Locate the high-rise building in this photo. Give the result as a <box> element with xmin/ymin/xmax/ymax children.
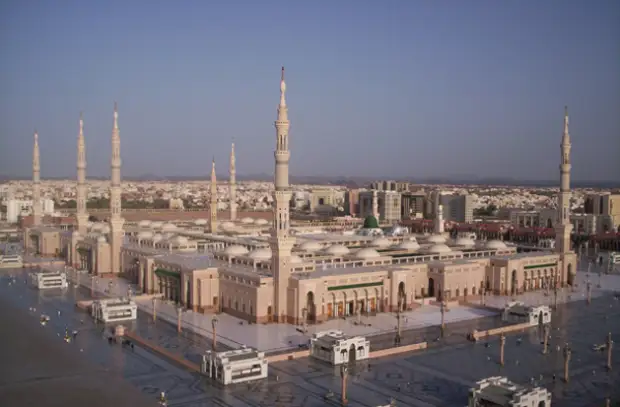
<box><xmin>584</xmin><ymin>193</ymin><xmax>620</xmax><ymax>233</ymax></box>
<box><xmin>358</xmin><ymin>190</ymin><xmax>401</xmax><ymax>223</ymax></box>
<box><xmin>439</xmin><ymin>194</ymin><xmax>474</xmax><ymax>223</ymax></box>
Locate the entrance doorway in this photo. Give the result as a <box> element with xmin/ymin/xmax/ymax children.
<box><xmin>349</xmin><ymin>344</ymin><xmax>356</xmax><ymax>364</ymax></box>
<box><xmin>428</xmin><ymin>278</ymin><xmax>435</xmax><ymax>298</ymax></box>
<box><xmin>398</xmin><ymin>282</ymin><xmax>406</xmax><ymax>310</ymax></box>
<box><xmin>306</xmin><ymin>292</ymin><xmax>316</xmax><ymax>323</ymax></box>
<box><xmin>567</xmin><ymin>264</ymin><xmax>574</xmax><ymax>285</ymax></box>
<box><xmin>511</xmin><ymin>270</ymin><xmax>517</xmax><ymax>295</ymax></box>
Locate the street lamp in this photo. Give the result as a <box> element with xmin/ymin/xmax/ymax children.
<box><xmin>176</xmin><ymin>306</ymin><xmax>183</xmax><ymax>333</ymax></box>
<box><xmin>302</xmin><ymin>308</ymin><xmax>308</xmax><ymax>333</ymax></box>
<box><xmin>395</xmin><ymin>297</ymin><xmax>402</xmax><ymax>345</ymax></box>
<box><xmin>340</xmin><ymin>364</ymin><xmax>349</xmax><ymax>405</ymax></box>
<box><xmin>211</xmin><ymin>316</ymin><xmax>219</xmax><ymax>350</ymax></box>
<box><xmin>440</xmin><ymin>293</ymin><xmax>446</xmax><ymax>338</ymax></box>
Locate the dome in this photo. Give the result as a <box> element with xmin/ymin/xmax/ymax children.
<box><xmin>299</xmin><ymin>241</ymin><xmax>322</xmax><ymax>252</ymax></box>
<box><xmin>248</xmin><ymin>248</ymin><xmax>272</xmax><ymax>261</ymax></box>
<box><xmin>363</xmin><ymin>215</ymin><xmax>379</xmax><ymax>229</ymax></box>
<box><xmin>101</xmin><ymin>225</ymin><xmax>111</xmax><ymax>234</ymax></box>
<box><xmin>427</xmin><ymin>244</ymin><xmax>452</xmax><ymax>254</ymax></box>
<box><xmin>194</xmin><ymin>219</ymin><xmax>208</xmax><ymax>226</ymax></box>
<box><xmin>485</xmin><ymin>240</ymin><xmax>507</xmax><ymax>250</ymax></box>
<box><xmin>223</xmin><ymin>245</ymin><xmax>249</xmax><ymax>256</ymax></box>
<box><xmin>71</xmin><ymin>230</ymin><xmax>80</xmax><ymax>237</ymax></box>
<box><xmin>91</xmin><ymin>223</ymin><xmax>104</xmax><ymax>231</ymax></box>
<box><xmin>152</xmin><ymin>233</ymin><xmax>163</xmax><ymax>242</ymax></box>
<box><xmin>396</xmin><ymin>240</ymin><xmax>420</xmax><ymax>251</ymax></box>
<box><xmin>323</xmin><ymin>245</ymin><xmax>350</xmax><ymax>256</ymax></box>
<box><xmin>454</xmin><ymin>237</ymin><xmax>476</xmax><ymax>247</ymax></box>
<box><xmin>87</xmin><ymin>221</ymin><xmax>94</xmax><ymax>228</ymax></box>
<box><xmin>354</xmin><ymin>248</ymin><xmax>381</xmax><ymax>259</ymax></box>
<box><xmin>138</xmin><ymin>220</ymin><xmax>152</xmax><ymax>228</ymax></box>
<box><xmin>241</xmin><ymin>217</ymin><xmax>255</xmax><ymax>224</ymax></box>
<box><xmin>426</xmin><ymin>234</ymin><xmax>447</xmax><ymax>244</ymax></box>
<box><xmin>221</xmin><ymin>221</ymin><xmax>235</xmax><ymax>230</ymax></box>
<box><xmin>137</xmin><ymin>231</ymin><xmax>153</xmax><ymax>240</ymax></box>
<box><xmin>290</xmin><ymin>255</ymin><xmax>303</xmax><ymax>264</ymax></box>
<box><xmin>169</xmin><ymin>236</ymin><xmax>188</xmax><ymax>245</ymax></box>
<box><xmin>370</xmin><ymin>237</ymin><xmax>391</xmax><ymax>248</ymax></box>
<box><xmin>97</xmin><ymin>235</ymin><xmax>107</xmax><ymax>243</ymax></box>
<box><xmin>161</xmin><ymin>223</ymin><xmax>177</xmax><ymax>232</ymax></box>
<box><xmin>151</xmin><ymin>221</ymin><xmax>164</xmax><ymax>229</ymax></box>
<box><xmin>255</xmin><ymin>218</ymin><xmax>269</xmax><ymax>226</ymax></box>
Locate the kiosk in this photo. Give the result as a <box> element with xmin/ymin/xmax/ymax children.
<box><xmin>91</xmin><ymin>298</ymin><xmax>138</xmax><ymax>323</ymax></box>
<box><xmin>201</xmin><ymin>347</ymin><xmax>268</xmax><ymax>385</ymax></box>
<box><xmin>310</xmin><ymin>330</ymin><xmax>370</xmax><ymax>365</ymax></box>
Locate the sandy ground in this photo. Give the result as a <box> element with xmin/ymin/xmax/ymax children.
<box><xmin>0</xmin><ymin>295</ymin><xmax>158</xmax><ymax>407</ymax></box>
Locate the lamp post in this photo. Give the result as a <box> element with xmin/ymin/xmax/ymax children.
<box><xmin>176</xmin><ymin>306</ymin><xmax>183</xmax><ymax>333</ymax></box>
<box><xmin>499</xmin><ymin>333</ymin><xmax>506</xmax><ymax>366</ymax></box>
<box><xmin>586</xmin><ymin>280</ymin><xmax>592</xmax><ymax>305</ymax></box>
<box><xmin>395</xmin><ymin>298</ymin><xmax>402</xmax><ymax>345</ymax></box>
<box><xmin>340</xmin><ymin>364</ymin><xmax>348</xmax><ymax>405</ymax></box>
<box><xmin>302</xmin><ymin>308</ymin><xmax>308</xmax><ymax>333</ymax></box>
<box><xmin>606</xmin><ymin>332</ymin><xmax>613</xmax><ymax>371</ymax></box>
<box><xmin>211</xmin><ymin>316</ymin><xmax>218</xmax><ymax>350</ymax></box>
<box><xmin>152</xmin><ymin>297</ymin><xmax>157</xmax><ymax>322</ymax></box>
<box><xmin>440</xmin><ymin>292</ymin><xmax>446</xmax><ymax>338</ymax></box>
<box><xmin>563</xmin><ymin>343</ymin><xmax>572</xmax><ymax>383</ymax></box>
<box><xmin>553</xmin><ymin>283</ymin><xmax>558</xmax><ymax>310</ymax></box>
<box><xmin>356</xmin><ymin>303</ymin><xmax>361</xmax><ymax>325</ymax></box>
<box><xmin>542</xmin><ymin>324</ymin><xmax>549</xmax><ymax>354</ymax></box>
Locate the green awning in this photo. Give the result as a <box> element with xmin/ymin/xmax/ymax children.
<box><xmin>328</xmin><ymin>281</ymin><xmax>383</xmax><ymax>291</ymax></box>
<box><xmin>524</xmin><ymin>262</ymin><xmax>558</xmax><ymax>270</ymax></box>
<box><xmin>77</xmin><ymin>247</ymin><xmax>90</xmax><ymax>254</ymax></box>
<box><xmin>155</xmin><ymin>268</ymin><xmax>180</xmax><ymax>280</ymax></box>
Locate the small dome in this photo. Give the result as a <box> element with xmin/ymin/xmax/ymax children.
<box><xmin>323</xmin><ymin>245</ymin><xmax>350</xmax><ymax>256</ymax></box>
<box><xmin>71</xmin><ymin>230</ymin><xmax>80</xmax><ymax>237</ymax></box>
<box><xmin>454</xmin><ymin>237</ymin><xmax>476</xmax><ymax>247</ymax></box>
<box><xmin>137</xmin><ymin>231</ymin><xmax>153</xmax><ymax>240</ymax></box>
<box><xmin>485</xmin><ymin>240</ymin><xmax>507</xmax><ymax>250</ymax></box>
<box><xmin>255</xmin><ymin>218</ymin><xmax>269</xmax><ymax>226</ymax></box>
<box><xmin>363</xmin><ymin>215</ymin><xmax>379</xmax><ymax>229</ymax></box>
<box><xmin>194</xmin><ymin>219</ymin><xmax>208</xmax><ymax>226</ymax></box>
<box><xmin>299</xmin><ymin>241</ymin><xmax>322</xmax><ymax>252</ymax></box>
<box><xmin>355</xmin><ymin>248</ymin><xmax>381</xmax><ymax>259</ymax></box>
<box><xmin>152</xmin><ymin>233</ymin><xmax>163</xmax><ymax>242</ymax></box>
<box><xmin>169</xmin><ymin>236</ymin><xmax>188</xmax><ymax>245</ymax></box>
<box><xmin>223</xmin><ymin>245</ymin><xmax>249</xmax><ymax>256</ymax></box>
<box><xmin>91</xmin><ymin>223</ymin><xmax>104</xmax><ymax>231</ymax></box>
<box><xmin>241</xmin><ymin>217</ymin><xmax>255</xmax><ymax>224</ymax></box>
<box><xmin>101</xmin><ymin>225</ymin><xmax>110</xmax><ymax>234</ymax></box>
<box><xmin>428</xmin><ymin>244</ymin><xmax>452</xmax><ymax>254</ymax></box>
<box><xmin>396</xmin><ymin>240</ymin><xmax>420</xmax><ymax>251</ymax></box>
<box><xmin>290</xmin><ymin>255</ymin><xmax>303</xmax><ymax>264</ymax></box>
<box><xmin>97</xmin><ymin>235</ymin><xmax>107</xmax><ymax>243</ymax></box>
<box><xmin>370</xmin><ymin>237</ymin><xmax>391</xmax><ymax>248</ymax></box>
<box><xmin>138</xmin><ymin>220</ymin><xmax>152</xmax><ymax>228</ymax></box>
<box><xmin>248</xmin><ymin>248</ymin><xmax>272</xmax><ymax>261</ymax></box>
<box><xmin>426</xmin><ymin>234</ymin><xmax>447</xmax><ymax>244</ymax></box>
<box><xmin>151</xmin><ymin>221</ymin><xmax>164</xmax><ymax>229</ymax></box>
<box><xmin>221</xmin><ymin>221</ymin><xmax>235</xmax><ymax>230</ymax></box>
<box><xmin>87</xmin><ymin>221</ymin><xmax>94</xmax><ymax>228</ymax></box>
<box><xmin>161</xmin><ymin>223</ymin><xmax>177</xmax><ymax>232</ymax></box>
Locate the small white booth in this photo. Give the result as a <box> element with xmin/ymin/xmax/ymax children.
<box><xmin>468</xmin><ymin>376</ymin><xmax>552</xmax><ymax>407</ymax></box>
<box><xmin>502</xmin><ymin>302</ymin><xmax>551</xmax><ymax>327</ymax></box>
<box><xmin>91</xmin><ymin>298</ymin><xmax>138</xmax><ymax>323</ymax></box>
<box><xmin>201</xmin><ymin>347</ymin><xmax>268</xmax><ymax>385</ymax></box>
<box><xmin>0</xmin><ymin>254</ymin><xmax>23</xmax><ymax>268</ymax></box>
<box><xmin>30</xmin><ymin>270</ymin><xmax>68</xmax><ymax>289</ymax></box>
<box><xmin>310</xmin><ymin>330</ymin><xmax>370</xmax><ymax>365</ymax></box>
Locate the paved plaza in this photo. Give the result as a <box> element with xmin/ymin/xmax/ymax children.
<box><xmin>2</xmin><ymin>266</ymin><xmax>619</xmax><ymax>406</ymax></box>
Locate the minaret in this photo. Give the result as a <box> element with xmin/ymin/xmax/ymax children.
<box><xmin>372</xmin><ymin>190</ymin><xmax>379</xmax><ymax>219</ymax></box>
<box><xmin>555</xmin><ymin>106</ymin><xmax>573</xmax><ymax>253</ymax></box>
<box><xmin>32</xmin><ymin>131</ymin><xmax>42</xmax><ymax>226</ymax></box>
<box><xmin>435</xmin><ymin>204</ymin><xmax>445</xmax><ymax>234</ymax></box>
<box><xmin>270</xmin><ymin>67</ymin><xmax>295</xmax><ymax>323</ymax></box>
<box><xmin>109</xmin><ymin>103</ymin><xmax>125</xmax><ymax>274</ymax></box>
<box><xmin>229</xmin><ymin>141</ymin><xmax>237</xmax><ymax>221</ymax></box>
<box><xmin>210</xmin><ymin>158</ymin><xmax>218</xmax><ymax>233</ymax></box>
<box><xmin>76</xmin><ymin>113</ymin><xmax>88</xmax><ymax>235</ymax></box>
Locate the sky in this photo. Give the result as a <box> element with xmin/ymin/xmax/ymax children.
<box><xmin>0</xmin><ymin>0</ymin><xmax>619</xmax><ymax>182</ymax></box>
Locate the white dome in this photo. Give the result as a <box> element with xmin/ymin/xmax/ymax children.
<box><xmin>137</xmin><ymin>231</ymin><xmax>153</xmax><ymax>240</ymax></box>
<box><xmin>101</xmin><ymin>225</ymin><xmax>111</xmax><ymax>234</ymax></box>
<box><xmin>87</xmin><ymin>221</ymin><xmax>94</xmax><ymax>228</ymax></box>
<box><xmin>248</xmin><ymin>248</ymin><xmax>272</xmax><ymax>261</ymax></box>
<box><xmin>151</xmin><ymin>221</ymin><xmax>164</xmax><ymax>229</ymax></box>
<box><xmin>454</xmin><ymin>237</ymin><xmax>476</xmax><ymax>247</ymax></box>
<box><xmin>97</xmin><ymin>235</ymin><xmax>107</xmax><ymax>243</ymax></box>
<box><xmin>396</xmin><ymin>240</ymin><xmax>420</xmax><ymax>251</ymax></box>
<box><xmin>299</xmin><ymin>241</ymin><xmax>322</xmax><ymax>252</ymax></box>
<box><xmin>290</xmin><ymin>255</ymin><xmax>303</xmax><ymax>264</ymax></box>
<box><xmin>370</xmin><ymin>237</ymin><xmax>391</xmax><ymax>248</ymax></box>
<box><xmin>241</xmin><ymin>217</ymin><xmax>255</xmax><ymax>224</ymax></box>
<box><xmin>91</xmin><ymin>223</ymin><xmax>104</xmax><ymax>231</ymax></box>
<box><xmin>161</xmin><ymin>223</ymin><xmax>177</xmax><ymax>232</ymax></box>
<box><xmin>355</xmin><ymin>248</ymin><xmax>381</xmax><ymax>259</ymax></box>
<box><xmin>194</xmin><ymin>219</ymin><xmax>208</xmax><ymax>226</ymax></box>
<box><xmin>323</xmin><ymin>245</ymin><xmax>350</xmax><ymax>256</ymax></box>
<box><xmin>485</xmin><ymin>240</ymin><xmax>507</xmax><ymax>250</ymax></box>
<box><xmin>426</xmin><ymin>234</ymin><xmax>447</xmax><ymax>244</ymax></box>
<box><xmin>255</xmin><ymin>218</ymin><xmax>269</xmax><ymax>226</ymax></box>
<box><xmin>152</xmin><ymin>233</ymin><xmax>163</xmax><ymax>242</ymax></box>
<box><xmin>71</xmin><ymin>230</ymin><xmax>80</xmax><ymax>237</ymax></box>
<box><xmin>138</xmin><ymin>220</ymin><xmax>152</xmax><ymax>228</ymax></box>
<box><xmin>428</xmin><ymin>244</ymin><xmax>452</xmax><ymax>254</ymax></box>
<box><xmin>223</xmin><ymin>245</ymin><xmax>249</xmax><ymax>256</ymax></box>
<box><xmin>169</xmin><ymin>236</ymin><xmax>188</xmax><ymax>245</ymax></box>
<box><xmin>221</xmin><ymin>221</ymin><xmax>236</xmax><ymax>230</ymax></box>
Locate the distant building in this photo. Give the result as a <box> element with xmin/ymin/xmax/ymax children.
<box><xmin>6</xmin><ymin>198</ymin><xmax>55</xmax><ymax>223</ymax></box>
<box><xmin>370</xmin><ymin>180</ymin><xmax>409</xmax><ymax>192</ymax></box>
<box><xmin>344</xmin><ymin>189</ymin><xmax>360</xmax><ymax>216</ymax></box>
<box><xmin>439</xmin><ymin>194</ymin><xmax>474</xmax><ymax>223</ymax></box>
<box><xmin>584</xmin><ymin>193</ymin><xmax>620</xmax><ymax>233</ymax></box>
<box><xmin>468</xmin><ymin>376</ymin><xmax>552</xmax><ymax>407</ymax></box>
<box><xmin>310</xmin><ymin>188</ymin><xmax>338</xmax><ymax>215</ymax></box>
<box><xmin>400</xmin><ymin>192</ymin><xmax>426</xmax><ymax>219</ymax></box>
<box><xmin>359</xmin><ymin>190</ymin><xmax>401</xmax><ymax>223</ymax></box>
<box><xmin>168</xmin><ymin>197</ymin><xmax>184</xmax><ymax>210</ymax></box>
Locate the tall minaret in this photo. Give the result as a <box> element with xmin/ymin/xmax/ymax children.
<box><xmin>270</xmin><ymin>67</ymin><xmax>295</xmax><ymax>323</ymax></box>
<box><xmin>372</xmin><ymin>190</ymin><xmax>379</xmax><ymax>219</ymax></box>
<box><xmin>555</xmin><ymin>106</ymin><xmax>573</xmax><ymax>253</ymax></box>
<box><xmin>435</xmin><ymin>204</ymin><xmax>445</xmax><ymax>234</ymax></box>
<box><xmin>210</xmin><ymin>158</ymin><xmax>218</xmax><ymax>233</ymax></box>
<box><xmin>229</xmin><ymin>141</ymin><xmax>237</xmax><ymax>221</ymax></box>
<box><xmin>109</xmin><ymin>103</ymin><xmax>125</xmax><ymax>274</ymax></box>
<box><xmin>76</xmin><ymin>113</ymin><xmax>88</xmax><ymax>235</ymax></box>
<box><xmin>32</xmin><ymin>131</ymin><xmax>42</xmax><ymax>226</ymax></box>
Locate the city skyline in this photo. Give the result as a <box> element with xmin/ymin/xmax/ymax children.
<box><xmin>1</xmin><ymin>1</ymin><xmax>619</xmax><ymax>182</ymax></box>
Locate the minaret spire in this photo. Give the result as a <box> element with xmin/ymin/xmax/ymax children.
<box><xmin>32</xmin><ymin>130</ymin><xmax>42</xmax><ymax>226</ymax></box>
<box><xmin>76</xmin><ymin>112</ymin><xmax>88</xmax><ymax>234</ymax></box>
<box><xmin>109</xmin><ymin>102</ymin><xmax>124</xmax><ymax>274</ymax></box>
<box><xmin>271</xmin><ymin>66</ymin><xmax>295</xmax><ymax>323</ymax></box>
<box><xmin>210</xmin><ymin>158</ymin><xmax>218</xmax><ymax>233</ymax></box>
<box><xmin>555</xmin><ymin>106</ymin><xmax>573</xmax><ymax>254</ymax></box>
<box><xmin>229</xmin><ymin>140</ymin><xmax>237</xmax><ymax>221</ymax></box>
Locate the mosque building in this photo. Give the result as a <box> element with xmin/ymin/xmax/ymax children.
<box><xmin>22</xmin><ymin>69</ymin><xmax>578</xmax><ymax>325</ymax></box>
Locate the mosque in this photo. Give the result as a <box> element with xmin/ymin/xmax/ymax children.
<box><xmin>23</xmin><ymin>69</ymin><xmax>577</xmax><ymax>325</ymax></box>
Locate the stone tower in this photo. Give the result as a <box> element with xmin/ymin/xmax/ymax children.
<box><xmin>76</xmin><ymin>113</ymin><xmax>89</xmax><ymax>235</ymax></box>
<box><xmin>109</xmin><ymin>103</ymin><xmax>124</xmax><ymax>274</ymax></box>
<box><xmin>555</xmin><ymin>106</ymin><xmax>573</xmax><ymax>254</ymax></box>
<box><xmin>210</xmin><ymin>158</ymin><xmax>218</xmax><ymax>233</ymax></box>
<box><xmin>229</xmin><ymin>141</ymin><xmax>237</xmax><ymax>221</ymax></box>
<box><xmin>435</xmin><ymin>204</ymin><xmax>445</xmax><ymax>234</ymax></box>
<box><xmin>270</xmin><ymin>67</ymin><xmax>295</xmax><ymax>323</ymax></box>
<box><xmin>32</xmin><ymin>131</ymin><xmax>42</xmax><ymax>226</ymax></box>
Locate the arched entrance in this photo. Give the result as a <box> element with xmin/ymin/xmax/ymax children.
<box><xmin>398</xmin><ymin>282</ymin><xmax>406</xmax><ymax>310</ymax></box>
<box><xmin>428</xmin><ymin>278</ymin><xmax>435</xmax><ymax>298</ymax></box>
<box><xmin>511</xmin><ymin>270</ymin><xmax>517</xmax><ymax>295</ymax></box>
<box><xmin>267</xmin><ymin>306</ymin><xmax>273</xmax><ymax>322</ymax></box>
<box><xmin>567</xmin><ymin>264</ymin><xmax>574</xmax><ymax>285</ymax></box>
<box><xmin>306</xmin><ymin>292</ymin><xmax>316</xmax><ymax>323</ymax></box>
<box><xmin>349</xmin><ymin>344</ymin><xmax>356</xmax><ymax>363</ymax></box>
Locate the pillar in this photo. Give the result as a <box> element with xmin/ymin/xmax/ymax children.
<box><xmin>606</xmin><ymin>332</ymin><xmax>613</xmax><ymax>371</ymax></box>
<box><xmin>500</xmin><ymin>334</ymin><xmax>506</xmax><ymax>367</ymax></box>
<box><xmin>563</xmin><ymin>344</ymin><xmax>571</xmax><ymax>382</ymax></box>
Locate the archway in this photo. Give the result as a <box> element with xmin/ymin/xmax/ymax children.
<box><xmin>306</xmin><ymin>292</ymin><xmax>316</xmax><ymax>323</ymax></box>
<box><xmin>538</xmin><ymin>401</ymin><xmax>546</xmax><ymax>407</ymax></box>
<box><xmin>567</xmin><ymin>263</ymin><xmax>575</xmax><ymax>286</ymax></box>
<box><xmin>428</xmin><ymin>278</ymin><xmax>435</xmax><ymax>298</ymax></box>
<box><xmin>267</xmin><ymin>306</ymin><xmax>273</xmax><ymax>322</ymax></box>
<box><xmin>398</xmin><ymin>282</ymin><xmax>406</xmax><ymax>310</ymax></box>
<box><xmin>511</xmin><ymin>270</ymin><xmax>517</xmax><ymax>295</ymax></box>
<box><xmin>547</xmin><ymin>219</ymin><xmax>553</xmax><ymax>228</ymax></box>
<box><xmin>349</xmin><ymin>344</ymin><xmax>356</xmax><ymax>363</ymax></box>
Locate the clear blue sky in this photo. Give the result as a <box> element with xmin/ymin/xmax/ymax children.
<box><xmin>1</xmin><ymin>0</ymin><xmax>619</xmax><ymax>182</ymax></box>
